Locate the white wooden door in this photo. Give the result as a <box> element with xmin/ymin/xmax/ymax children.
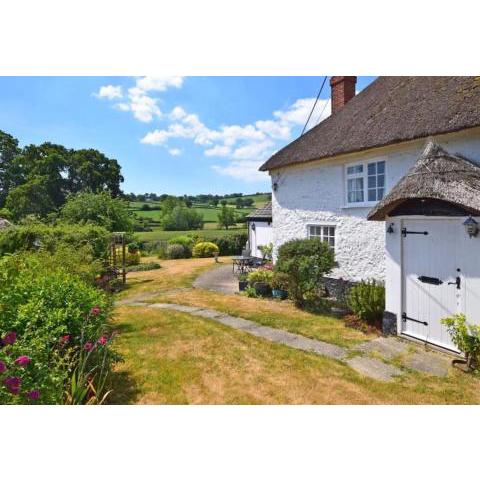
<box><xmin>402</xmin><ymin>219</ymin><xmax>461</xmax><ymax>351</ymax></box>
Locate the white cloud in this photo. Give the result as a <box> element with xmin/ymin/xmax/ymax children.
<box><xmin>168</xmin><ymin>148</ymin><xmax>182</xmax><ymax>156</ymax></box>
<box><xmin>95</xmin><ymin>77</ymin><xmax>185</xmax><ymax>123</ymax></box>
<box><xmin>231</xmin><ymin>140</ymin><xmax>274</xmax><ymax>160</ymax></box>
<box><xmin>137</xmin><ymin>76</ymin><xmax>184</xmax><ymax>92</ymax></box>
<box><xmin>204</xmin><ymin>145</ymin><xmax>231</xmax><ymax>157</ymax></box>
<box><xmin>140</xmin><ymin>94</ymin><xmax>332</xmax><ymax>182</ymax></box>
<box><xmin>94</xmin><ymin>85</ymin><xmax>123</xmax><ymax>100</ymax></box>
<box><xmin>212</xmin><ymin>160</ymin><xmax>267</xmax><ymax>182</ymax></box>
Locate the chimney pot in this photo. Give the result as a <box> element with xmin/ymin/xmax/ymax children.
<box><xmin>330</xmin><ymin>76</ymin><xmax>357</xmax><ymax>114</ymax></box>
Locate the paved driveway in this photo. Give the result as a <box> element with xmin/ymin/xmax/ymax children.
<box><xmin>193</xmin><ymin>264</ymin><xmax>238</xmax><ymax>295</ymax></box>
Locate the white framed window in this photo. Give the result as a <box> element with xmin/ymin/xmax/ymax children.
<box><xmin>308</xmin><ymin>225</ymin><xmax>336</xmax><ymax>248</ymax></box>
<box><xmin>346</xmin><ymin>160</ymin><xmax>386</xmax><ymax>205</ymax></box>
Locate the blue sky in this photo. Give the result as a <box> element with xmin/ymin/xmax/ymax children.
<box><xmin>0</xmin><ymin>76</ymin><xmax>376</xmax><ymax>195</ymax></box>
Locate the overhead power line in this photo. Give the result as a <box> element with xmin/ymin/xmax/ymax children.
<box><xmin>300</xmin><ymin>76</ymin><xmax>327</xmax><ymax>136</ymax></box>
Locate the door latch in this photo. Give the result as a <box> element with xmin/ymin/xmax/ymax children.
<box><xmin>448</xmin><ymin>276</ymin><xmax>461</xmax><ymax>290</ymax></box>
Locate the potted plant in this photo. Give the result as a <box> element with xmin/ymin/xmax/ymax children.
<box><xmin>271</xmin><ymin>272</ymin><xmax>290</xmax><ymax>300</ymax></box>
<box><xmin>247</xmin><ymin>269</ymin><xmax>274</xmax><ymax>297</ymax></box>
<box><xmin>238</xmin><ymin>273</ymin><xmax>248</xmax><ymax>292</ymax></box>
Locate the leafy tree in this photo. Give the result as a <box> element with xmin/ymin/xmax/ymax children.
<box><xmin>220</xmin><ymin>199</ymin><xmax>228</xmax><ymax>207</ymax></box>
<box><xmin>160</xmin><ymin>206</ymin><xmax>204</xmax><ymax>231</ymax></box>
<box><xmin>0</xmin><ymin>130</ymin><xmax>21</xmax><ymax>207</ymax></box>
<box><xmin>59</xmin><ymin>191</ymin><xmax>134</xmax><ymax>232</ymax></box>
<box><xmin>217</xmin><ymin>205</ymin><xmax>236</xmax><ymax>230</ymax></box>
<box><xmin>235</xmin><ymin>198</ymin><xmax>244</xmax><ymax>209</ymax></box>
<box><xmin>5</xmin><ymin>176</ymin><xmax>56</xmax><ymax>220</ymax></box>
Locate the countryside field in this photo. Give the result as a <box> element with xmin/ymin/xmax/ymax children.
<box><xmin>130</xmin><ymin>193</ymin><xmax>269</xmax><ymax>242</ymax></box>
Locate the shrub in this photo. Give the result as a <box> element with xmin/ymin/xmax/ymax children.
<box><xmin>258</xmin><ymin>243</ymin><xmax>273</xmax><ymax>261</ymax></box>
<box><xmin>125</xmin><ymin>251</ymin><xmax>141</xmax><ymax>266</ymax></box>
<box><xmin>192</xmin><ymin>241</ymin><xmax>219</xmax><ymax>258</ymax></box>
<box><xmin>271</xmin><ymin>271</ymin><xmax>290</xmax><ymax>291</ymax></box>
<box><xmin>210</xmin><ymin>233</ymin><xmax>248</xmax><ymax>256</ymax></box>
<box><xmin>347</xmin><ymin>280</ymin><xmax>385</xmax><ymax>325</ymax></box>
<box><xmin>442</xmin><ymin>314</ymin><xmax>480</xmax><ymax>370</ymax></box>
<box><xmin>126</xmin><ymin>262</ymin><xmax>161</xmax><ymax>273</ymax></box>
<box><xmin>0</xmin><ymin>223</ymin><xmax>110</xmax><ymax>260</ymax></box>
<box><xmin>168</xmin><ymin>235</ymin><xmax>195</xmax><ymax>257</ymax></box>
<box><xmin>128</xmin><ymin>241</ymin><xmax>140</xmax><ymax>253</ymax></box>
<box><xmin>276</xmin><ymin>238</ymin><xmax>335</xmax><ymax>307</ymax></box>
<box><xmin>247</xmin><ymin>268</ymin><xmax>274</xmax><ymax>286</ymax></box>
<box><xmin>0</xmin><ymin>252</ymin><xmax>117</xmax><ymax>404</ymax></box>
<box><xmin>166</xmin><ymin>243</ymin><xmax>187</xmax><ymax>259</ymax></box>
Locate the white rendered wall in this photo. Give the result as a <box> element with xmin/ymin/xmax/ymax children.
<box><xmin>271</xmin><ymin>128</ymin><xmax>480</xmax><ymax>282</ymax></box>
<box><xmin>248</xmin><ymin>221</ymin><xmax>273</xmax><ymax>258</ymax></box>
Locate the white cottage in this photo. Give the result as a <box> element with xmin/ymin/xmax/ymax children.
<box><xmin>260</xmin><ymin>76</ymin><xmax>480</xmax><ymax>352</ymax></box>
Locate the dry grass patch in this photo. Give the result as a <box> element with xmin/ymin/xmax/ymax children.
<box><xmin>110</xmin><ymin>306</ymin><xmax>480</xmax><ymax>405</ymax></box>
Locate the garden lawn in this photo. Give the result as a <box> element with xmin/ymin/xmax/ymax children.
<box><xmin>111</xmin><ymin>257</ymin><xmax>480</xmax><ymax>404</ymax></box>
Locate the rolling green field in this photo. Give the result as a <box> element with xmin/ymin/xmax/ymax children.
<box><xmin>136</xmin><ymin>226</ymin><xmax>247</xmax><ymax>242</ymax></box>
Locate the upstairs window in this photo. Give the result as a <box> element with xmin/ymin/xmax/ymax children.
<box><xmin>308</xmin><ymin>225</ymin><xmax>335</xmax><ymax>248</ymax></box>
<box><xmin>346</xmin><ymin>160</ymin><xmax>385</xmax><ymax>205</ymax></box>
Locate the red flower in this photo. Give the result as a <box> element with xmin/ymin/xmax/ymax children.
<box><xmin>4</xmin><ymin>376</ymin><xmax>21</xmax><ymax>394</ymax></box>
<box><xmin>97</xmin><ymin>335</ymin><xmax>108</xmax><ymax>346</ymax></box>
<box><xmin>84</xmin><ymin>342</ymin><xmax>94</xmax><ymax>352</ymax></box>
<box><xmin>0</xmin><ymin>360</ymin><xmax>6</xmax><ymax>373</ymax></box>
<box><xmin>14</xmin><ymin>356</ymin><xmax>30</xmax><ymax>367</ymax></box>
<box><xmin>2</xmin><ymin>331</ymin><xmax>17</xmax><ymax>345</ymax></box>
<box><xmin>59</xmin><ymin>334</ymin><xmax>71</xmax><ymax>346</ymax></box>
<box><xmin>26</xmin><ymin>389</ymin><xmax>40</xmax><ymax>401</ymax></box>
<box><xmin>90</xmin><ymin>306</ymin><xmax>101</xmax><ymax>316</ymax></box>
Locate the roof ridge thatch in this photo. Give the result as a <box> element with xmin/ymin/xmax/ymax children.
<box><xmin>368</xmin><ymin>140</ymin><xmax>480</xmax><ymax>220</ymax></box>
<box><xmin>260</xmin><ymin>77</ymin><xmax>480</xmax><ymax>172</ymax></box>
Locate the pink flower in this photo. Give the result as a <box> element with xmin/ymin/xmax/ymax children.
<box><xmin>2</xmin><ymin>331</ymin><xmax>17</xmax><ymax>345</ymax></box>
<box><xmin>97</xmin><ymin>335</ymin><xmax>108</xmax><ymax>346</ymax></box>
<box><xmin>14</xmin><ymin>356</ymin><xmax>30</xmax><ymax>367</ymax></box>
<box><xmin>26</xmin><ymin>389</ymin><xmax>40</xmax><ymax>401</ymax></box>
<box><xmin>0</xmin><ymin>360</ymin><xmax>6</xmax><ymax>373</ymax></box>
<box><xmin>4</xmin><ymin>376</ymin><xmax>21</xmax><ymax>394</ymax></box>
<box><xmin>90</xmin><ymin>306</ymin><xmax>101</xmax><ymax>316</ymax></box>
<box><xmin>59</xmin><ymin>335</ymin><xmax>71</xmax><ymax>346</ymax></box>
<box><xmin>84</xmin><ymin>342</ymin><xmax>94</xmax><ymax>352</ymax></box>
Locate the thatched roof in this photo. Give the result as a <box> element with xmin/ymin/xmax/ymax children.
<box><xmin>0</xmin><ymin>217</ymin><xmax>12</xmax><ymax>230</ymax></box>
<box><xmin>245</xmin><ymin>202</ymin><xmax>272</xmax><ymax>221</ymax></box>
<box><xmin>368</xmin><ymin>141</ymin><xmax>480</xmax><ymax>221</ymax></box>
<box><xmin>260</xmin><ymin>77</ymin><xmax>480</xmax><ymax>172</ymax></box>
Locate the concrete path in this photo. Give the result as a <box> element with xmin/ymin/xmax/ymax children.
<box><xmin>118</xmin><ymin>299</ymin><xmax>453</xmax><ymax>382</ymax></box>
<box><xmin>193</xmin><ymin>264</ymin><xmax>238</xmax><ymax>295</ymax></box>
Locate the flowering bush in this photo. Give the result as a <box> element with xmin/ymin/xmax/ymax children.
<box><xmin>0</xmin><ymin>252</ymin><xmax>119</xmax><ymax>404</ymax></box>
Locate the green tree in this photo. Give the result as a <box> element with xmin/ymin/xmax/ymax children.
<box><xmin>59</xmin><ymin>191</ymin><xmax>134</xmax><ymax>232</ymax></box>
<box><xmin>0</xmin><ymin>130</ymin><xmax>21</xmax><ymax>207</ymax></box>
<box><xmin>5</xmin><ymin>176</ymin><xmax>56</xmax><ymax>220</ymax></box>
<box><xmin>217</xmin><ymin>205</ymin><xmax>236</xmax><ymax>230</ymax></box>
<box><xmin>160</xmin><ymin>206</ymin><xmax>204</xmax><ymax>231</ymax></box>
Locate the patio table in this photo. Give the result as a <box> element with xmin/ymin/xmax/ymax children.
<box><xmin>232</xmin><ymin>256</ymin><xmax>253</xmax><ymax>275</ymax></box>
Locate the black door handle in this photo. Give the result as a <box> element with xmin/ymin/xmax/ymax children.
<box><xmin>448</xmin><ymin>276</ymin><xmax>461</xmax><ymax>289</ymax></box>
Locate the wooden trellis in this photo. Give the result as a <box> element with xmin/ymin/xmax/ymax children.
<box><xmin>108</xmin><ymin>232</ymin><xmax>127</xmax><ymax>284</ymax></box>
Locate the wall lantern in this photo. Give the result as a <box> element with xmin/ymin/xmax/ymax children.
<box><xmin>251</xmin><ymin>222</ymin><xmax>256</xmax><ymax>231</ymax></box>
<box><xmin>387</xmin><ymin>223</ymin><xmax>395</xmax><ymax>234</ymax></box>
<box><xmin>463</xmin><ymin>216</ymin><xmax>479</xmax><ymax>238</ymax></box>
<box><xmin>273</xmin><ymin>182</ymin><xmax>278</xmax><ymax>192</ymax></box>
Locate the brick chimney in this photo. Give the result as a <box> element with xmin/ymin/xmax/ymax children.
<box><xmin>330</xmin><ymin>76</ymin><xmax>357</xmax><ymax>114</ymax></box>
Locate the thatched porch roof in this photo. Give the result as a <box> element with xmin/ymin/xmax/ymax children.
<box><xmin>368</xmin><ymin>141</ymin><xmax>480</xmax><ymax>221</ymax></box>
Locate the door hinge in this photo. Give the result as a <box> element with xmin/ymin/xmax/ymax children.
<box><xmin>418</xmin><ymin>275</ymin><xmax>443</xmax><ymax>285</ymax></box>
<box><xmin>402</xmin><ymin>312</ymin><xmax>428</xmax><ymax>326</ymax></box>
<box><xmin>402</xmin><ymin>228</ymin><xmax>429</xmax><ymax>237</ymax></box>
